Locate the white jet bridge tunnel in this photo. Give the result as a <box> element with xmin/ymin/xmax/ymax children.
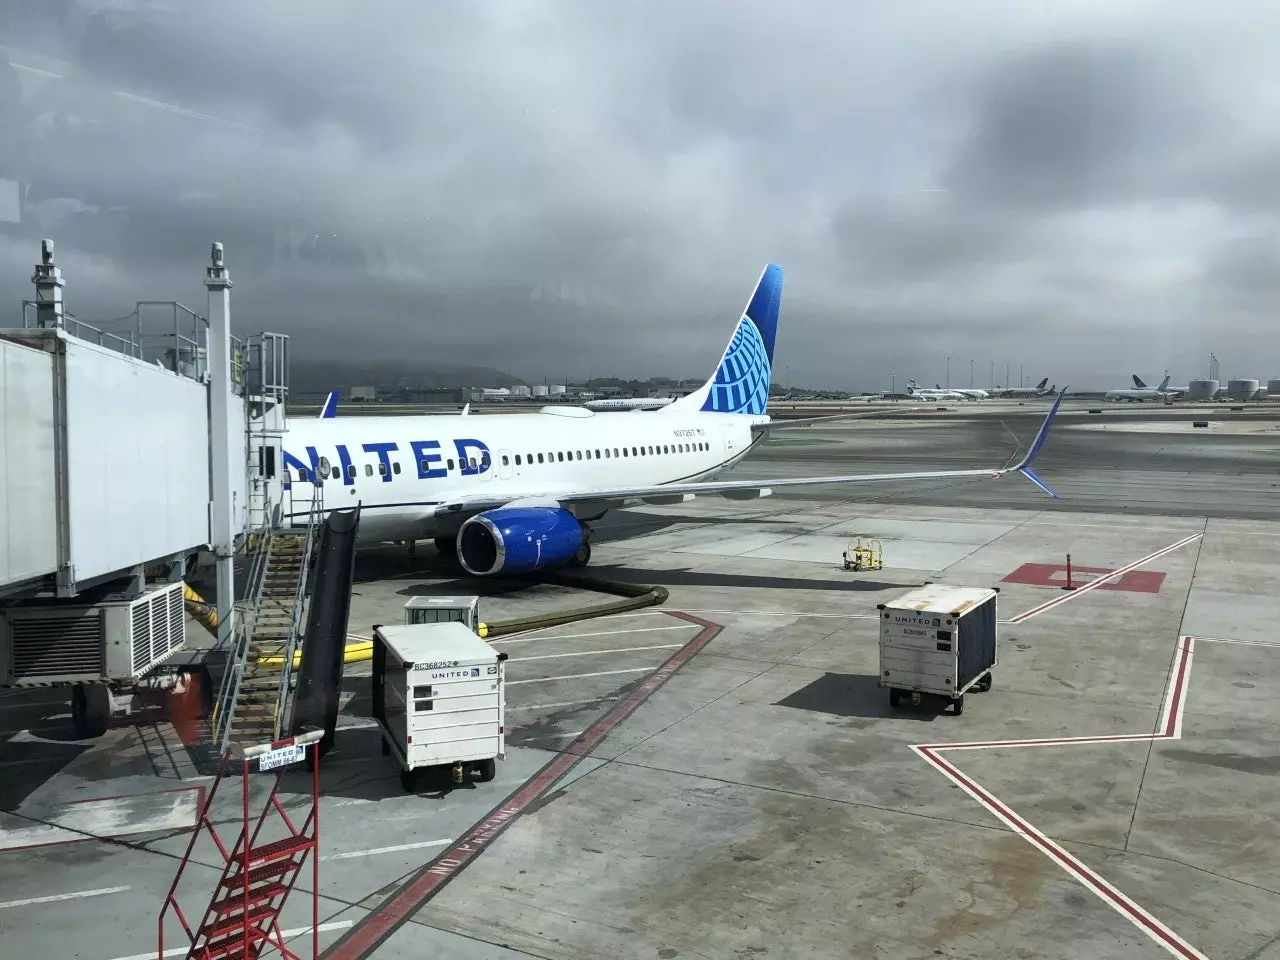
<box><xmin>0</xmin><ymin>239</ymin><xmax>318</xmax><ymax>746</ymax></box>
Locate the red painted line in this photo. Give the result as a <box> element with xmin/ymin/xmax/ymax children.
<box><xmin>1009</xmin><ymin>534</ymin><xmax>1201</xmax><ymax>623</ymax></box>
<box><xmin>1159</xmin><ymin>638</ymin><xmax>1194</xmax><ymax>738</ymax></box>
<box><xmin>917</xmin><ymin>747</ymin><xmax>1206</xmax><ymax>959</ymax></box>
<box><xmin>322</xmin><ymin>612</ymin><xmax>724</xmax><ymax>960</ymax></box>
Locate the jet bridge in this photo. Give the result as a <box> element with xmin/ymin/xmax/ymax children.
<box><xmin>0</xmin><ymin>240</ymin><xmax>303</xmax><ymax>738</ymax></box>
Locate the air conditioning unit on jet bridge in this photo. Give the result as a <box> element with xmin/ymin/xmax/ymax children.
<box><xmin>0</xmin><ymin>581</ymin><xmax>187</xmax><ymax>686</ymax></box>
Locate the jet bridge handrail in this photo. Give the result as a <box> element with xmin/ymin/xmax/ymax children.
<box><xmin>273</xmin><ymin>483</ymin><xmax>324</xmax><ymax>739</ymax></box>
<box><xmin>210</xmin><ymin>532</ymin><xmax>273</xmax><ymax>754</ymax></box>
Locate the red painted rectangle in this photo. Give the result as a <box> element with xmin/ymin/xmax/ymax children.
<box><xmin>1003</xmin><ymin>562</ymin><xmax>1165</xmax><ymax>594</ymax></box>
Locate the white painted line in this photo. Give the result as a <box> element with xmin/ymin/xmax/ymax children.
<box><xmin>507</xmin><ymin>697</ymin><xmax>620</xmax><ymax>712</ymax></box>
<box><xmin>676</xmin><ymin>610</ymin><xmax>880</xmax><ymax>620</ymax></box>
<box><xmin>119</xmin><ymin>921</ymin><xmax>353</xmax><ymax>960</ymax></box>
<box><xmin>490</xmin><ymin>610</ymin><xmax>670</xmax><ymax>641</ymax></box>
<box><xmin>914</xmin><ymin>746</ymin><xmax>1209</xmax><ymax>960</ymax></box>
<box><xmin>905</xmin><ymin>634</ymin><xmax>1277</xmax><ymax>960</ymax></box>
<box><xmin>1009</xmin><ymin>533</ymin><xmax>1202</xmax><ymax>623</ymax></box>
<box><xmin>491</xmin><ymin>625</ymin><xmax>691</xmax><ymax>644</ymax></box>
<box><xmin>508</xmin><ymin>667</ymin><xmax>655</xmax><ymax>685</ymax></box>
<box><xmin>322</xmin><ymin>839</ymin><xmax>452</xmax><ymax>861</ymax></box>
<box><xmin>0</xmin><ymin>885</ymin><xmax>130</xmax><ymax>909</ymax></box>
<box><xmin>509</xmin><ymin>643</ymin><xmax>683</xmax><ymax>662</ymax></box>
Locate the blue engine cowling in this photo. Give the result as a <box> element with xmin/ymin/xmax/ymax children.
<box><xmin>456</xmin><ymin>507</ymin><xmax>585</xmax><ymax>576</ymax></box>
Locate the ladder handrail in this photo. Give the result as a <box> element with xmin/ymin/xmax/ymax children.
<box><xmin>211</xmin><ymin>532</ymin><xmax>274</xmax><ymax>753</ymax></box>
<box><xmin>274</xmin><ymin>484</ymin><xmax>324</xmax><ymax>739</ymax></box>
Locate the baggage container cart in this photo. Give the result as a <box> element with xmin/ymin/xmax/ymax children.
<box><xmin>877</xmin><ymin>584</ymin><xmax>998</xmax><ymax>715</ymax></box>
<box><xmin>371</xmin><ymin>621</ymin><xmax>507</xmax><ymax>791</ymax></box>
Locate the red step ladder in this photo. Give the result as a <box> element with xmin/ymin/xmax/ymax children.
<box><xmin>160</xmin><ymin>729</ymin><xmax>325</xmax><ymax>960</ymax></box>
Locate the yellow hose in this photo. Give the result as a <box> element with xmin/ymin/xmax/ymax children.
<box><xmin>183</xmin><ymin>583</ymin><xmax>219</xmax><ymax>633</ymax></box>
<box><xmin>252</xmin><ymin>574</ymin><xmax>668</xmax><ymax>665</ymax></box>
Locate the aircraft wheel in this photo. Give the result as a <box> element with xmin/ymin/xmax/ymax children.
<box><xmin>568</xmin><ymin>541</ymin><xmax>592</xmax><ymax>568</ymax></box>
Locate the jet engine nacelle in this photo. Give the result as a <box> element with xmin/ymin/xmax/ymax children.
<box><xmin>456</xmin><ymin>506</ymin><xmax>585</xmax><ymax>576</ymax></box>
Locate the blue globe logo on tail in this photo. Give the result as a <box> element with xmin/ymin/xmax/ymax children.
<box><xmin>700</xmin><ymin>264</ymin><xmax>783</xmax><ymax>416</ymax></box>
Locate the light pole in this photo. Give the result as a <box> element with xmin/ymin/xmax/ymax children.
<box><xmin>1020</xmin><ymin>364</ymin><xmax>1024</xmax><ymax>388</ymax></box>
<box><xmin>970</xmin><ymin>359</ymin><xmax>974</xmax><ymax>389</ymax></box>
<box><xmin>946</xmin><ymin>355</ymin><xmax>950</xmax><ymax>389</ymax></box>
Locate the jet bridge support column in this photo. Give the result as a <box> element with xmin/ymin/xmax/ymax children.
<box><xmin>205</xmin><ymin>243</ymin><xmax>237</xmax><ymax>649</ymax></box>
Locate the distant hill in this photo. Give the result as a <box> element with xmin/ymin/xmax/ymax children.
<box><xmin>289</xmin><ymin>359</ymin><xmax>521</xmax><ymax>393</ymax></box>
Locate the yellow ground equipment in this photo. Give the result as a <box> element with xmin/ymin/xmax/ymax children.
<box><xmin>842</xmin><ymin>538</ymin><xmax>883</xmax><ymax>571</ymax></box>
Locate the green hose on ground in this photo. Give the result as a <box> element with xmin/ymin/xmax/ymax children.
<box><xmin>477</xmin><ymin>574</ymin><xmax>669</xmax><ymax>638</ymax></box>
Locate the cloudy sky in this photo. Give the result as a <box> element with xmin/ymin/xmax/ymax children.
<box><xmin>2</xmin><ymin>0</ymin><xmax>1279</xmax><ymax>390</ymax></box>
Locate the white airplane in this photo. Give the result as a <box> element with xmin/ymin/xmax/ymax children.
<box><xmin>1104</xmin><ymin>374</ymin><xmax>1179</xmax><ymax>402</ymax></box>
<box><xmin>904</xmin><ymin>381</ymin><xmax>974</xmax><ymax>402</ymax></box>
<box><xmin>582</xmin><ymin>396</ymin><xmax>675</xmax><ymax>411</ymax></box>
<box><xmin>991</xmin><ymin>377</ymin><xmax>1053</xmax><ymax>398</ymax></box>
<box><xmin>278</xmin><ymin>264</ymin><xmax>1067</xmax><ymax>577</ymax></box>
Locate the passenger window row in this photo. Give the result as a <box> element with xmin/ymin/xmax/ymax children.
<box><xmin>287</xmin><ymin>440</ymin><xmax>711</xmax><ymax>483</ymax></box>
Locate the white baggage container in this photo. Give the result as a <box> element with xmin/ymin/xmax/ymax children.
<box><xmin>877</xmin><ymin>584</ymin><xmax>998</xmax><ymax>715</ymax></box>
<box><xmin>371</xmin><ymin>621</ymin><xmax>507</xmax><ymax>791</ymax></box>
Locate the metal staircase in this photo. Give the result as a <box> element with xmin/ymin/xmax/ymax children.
<box><xmin>159</xmin><ymin>730</ymin><xmax>324</xmax><ymax>960</ymax></box>
<box><xmin>211</xmin><ymin>486</ymin><xmax>323</xmax><ymax>753</ymax></box>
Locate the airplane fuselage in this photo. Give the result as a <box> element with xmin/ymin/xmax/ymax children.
<box><xmin>279</xmin><ymin>407</ymin><xmax>763</xmax><ymax>543</ymax></box>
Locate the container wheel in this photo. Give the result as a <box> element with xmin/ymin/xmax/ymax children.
<box><xmin>977</xmin><ymin>672</ymin><xmax>993</xmax><ymax>692</ymax></box>
<box><xmin>476</xmin><ymin>758</ymin><xmax>496</xmax><ymax>782</ymax></box>
<box><xmin>400</xmin><ymin>768</ymin><xmax>421</xmax><ymax>793</ymax></box>
<box><xmin>888</xmin><ymin>688</ymin><xmax>901</xmax><ymax>708</ymax></box>
<box><xmin>952</xmin><ymin>695</ymin><xmax>965</xmax><ymax>716</ymax></box>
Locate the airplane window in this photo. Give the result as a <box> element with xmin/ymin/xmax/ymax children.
<box><xmin>538</xmin><ymin>453</ymin><xmax>544</xmax><ymax>463</ymax></box>
<box><xmin>319</xmin><ymin>457</ymin><xmax>332</xmax><ymax>475</ymax></box>
<box><xmin>512</xmin><ymin>455</ymin><xmax>519</xmax><ymax>465</ymax></box>
<box><xmin>282</xmin><ymin>468</ymin><xmax>293</xmax><ymax>483</ymax></box>
<box><xmin>502</xmin><ymin>455</ymin><xmax>509</xmax><ymax>466</ymax></box>
<box><xmin>420</xmin><ymin>459</ymin><xmax>429</xmax><ymax>471</ymax></box>
<box><xmin>663</xmin><ymin>445</ymin><xmax>668</xmax><ymax>454</ymax></box>
<box><xmin>448</xmin><ymin>459</ymin><xmax>455</xmax><ymax>470</ymax></box>
<box><xmin>392</xmin><ymin>462</ymin><xmax>401</xmax><ymax>474</ymax></box>
<box><xmin>557</xmin><ymin>452</ymin><xmax>564</xmax><ymax>462</ymax></box>
<box><xmin>469</xmin><ymin>457</ymin><xmax>477</xmax><ymax>469</ymax></box>
<box><xmin>613</xmin><ymin>448</ymin><xmax>619</xmax><ymax>457</ymax></box>
<box><xmin>481</xmin><ymin>454</ymin><xmax>490</xmax><ymax>467</ymax></box>
<box><xmin>347</xmin><ymin>465</ymin><xmax>356</xmax><ymax>478</ymax></box>
<box><xmin>365</xmin><ymin>464</ymin><xmax>374</xmax><ymax>476</ymax></box>
<box><xmin>379</xmin><ymin>463</ymin><xmax>388</xmax><ymax>476</ymax></box>
<box><xmin>331</xmin><ymin>466</ymin><xmax>340</xmax><ymax>479</ymax></box>
<box><xmin>595</xmin><ymin>449</ymin><xmax>601</xmax><ymax>458</ymax></box>
<box><xmin>604</xmin><ymin>449</ymin><xmax>610</xmax><ymax>459</ymax></box>
<box><xmin>297</xmin><ymin>468</ymin><xmax>309</xmax><ymax>481</ymax></box>
<box><xmin>575</xmin><ymin>451</ymin><xmax>582</xmax><ymax>460</ymax></box>
<box><xmin>585</xmin><ymin>450</ymin><xmax>592</xmax><ymax>460</ymax></box>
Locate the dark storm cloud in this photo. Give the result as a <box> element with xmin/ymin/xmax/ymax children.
<box><xmin>2</xmin><ymin>1</ymin><xmax>1279</xmax><ymax>389</ymax></box>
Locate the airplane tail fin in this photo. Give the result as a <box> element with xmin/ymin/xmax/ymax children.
<box><xmin>664</xmin><ymin>264</ymin><xmax>782</xmax><ymax>416</ymax></box>
<box><xmin>319</xmin><ymin>390</ymin><xmax>339</xmax><ymax>419</ymax></box>
<box><xmin>1158</xmin><ymin>375</ymin><xmax>1170</xmax><ymax>391</ymax></box>
<box><xmin>1036</xmin><ymin>377</ymin><xmax>1048</xmax><ymax>389</ymax></box>
<box><xmin>1133</xmin><ymin>375</ymin><xmax>1147</xmax><ymax>388</ymax></box>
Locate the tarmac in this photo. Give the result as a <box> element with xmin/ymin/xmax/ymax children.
<box><xmin>1</xmin><ymin>404</ymin><xmax>1278</xmax><ymax>960</ymax></box>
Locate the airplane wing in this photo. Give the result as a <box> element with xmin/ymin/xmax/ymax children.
<box><xmin>431</xmin><ymin>389</ymin><xmax>1067</xmax><ymax>520</ymax></box>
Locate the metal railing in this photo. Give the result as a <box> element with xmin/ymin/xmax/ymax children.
<box><xmin>274</xmin><ymin>484</ymin><xmax>324</xmax><ymax>739</ymax></box>
<box><xmin>209</xmin><ymin>532</ymin><xmax>274</xmax><ymax>754</ymax></box>
<box><xmin>18</xmin><ymin>298</ymin><xmax>247</xmax><ymax>391</ymax></box>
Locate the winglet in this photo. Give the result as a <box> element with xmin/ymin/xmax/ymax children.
<box><xmin>1009</xmin><ymin>386</ymin><xmax>1067</xmax><ymax>497</ymax></box>
<box><xmin>319</xmin><ymin>390</ymin><xmax>339</xmax><ymax>419</ymax></box>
